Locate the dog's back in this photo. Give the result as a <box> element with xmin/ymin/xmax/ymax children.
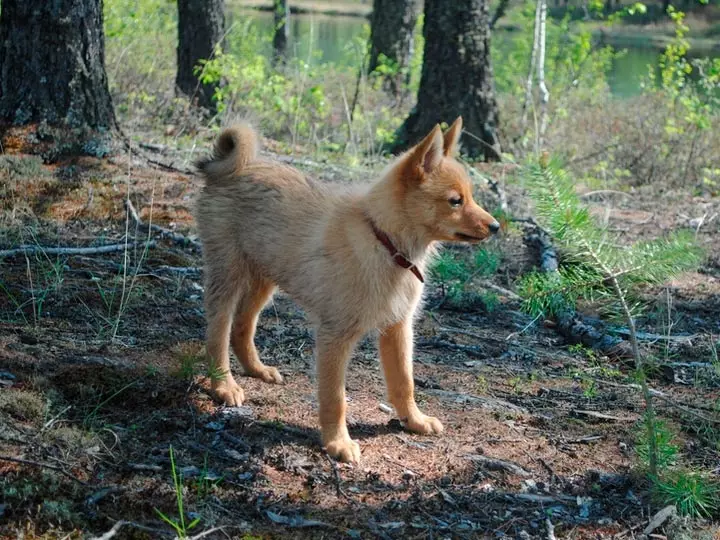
<box><xmin>194</xmin><ymin>124</ymin><xmax>366</xmax><ymax>320</ymax></box>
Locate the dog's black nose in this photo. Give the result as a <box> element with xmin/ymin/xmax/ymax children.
<box><xmin>488</xmin><ymin>221</ymin><xmax>501</xmax><ymax>234</ymax></box>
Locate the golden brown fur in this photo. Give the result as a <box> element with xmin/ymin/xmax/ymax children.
<box><xmin>194</xmin><ymin>118</ymin><xmax>499</xmax><ymax>462</ymax></box>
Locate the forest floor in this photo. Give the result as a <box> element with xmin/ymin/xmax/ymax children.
<box><xmin>0</xmin><ymin>126</ymin><xmax>719</xmax><ymax>540</ymax></box>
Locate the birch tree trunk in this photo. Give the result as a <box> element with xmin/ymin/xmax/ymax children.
<box><xmin>537</xmin><ymin>0</ymin><xmax>550</xmax><ymax>147</ymax></box>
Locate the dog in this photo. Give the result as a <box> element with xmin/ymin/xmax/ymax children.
<box><xmin>194</xmin><ymin>117</ymin><xmax>499</xmax><ymax>462</ymax></box>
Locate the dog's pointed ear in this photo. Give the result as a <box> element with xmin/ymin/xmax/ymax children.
<box><xmin>443</xmin><ymin>116</ymin><xmax>463</xmax><ymax>157</ymax></box>
<box><xmin>411</xmin><ymin>124</ymin><xmax>444</xmax><ymax>176</ymax></box>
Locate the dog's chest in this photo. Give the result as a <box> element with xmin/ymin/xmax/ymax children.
<box><xmin>367</xmin><ymin>275</ymin><xmax>422</xmax><ymax>329</ymax></box>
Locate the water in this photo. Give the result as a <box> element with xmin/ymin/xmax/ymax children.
<box><xmin>230</xmin><ymin>8</ymin><xmax>711</xmax><ymax>99</ymax></box>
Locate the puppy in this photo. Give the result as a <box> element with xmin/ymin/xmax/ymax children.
<box><xmin>195</xmin><ymin>117</ymin><xmax>499</xmax><ymax>462</ymax></box>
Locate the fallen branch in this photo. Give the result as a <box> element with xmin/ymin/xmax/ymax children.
<box><xmin>572</xmin><ymin>409</ymin><xmax>636</xmax><ymax>422</ymax></box>
<box><xmin>464</xmin><ymin>454</ymin><xmax>531</xmax><ymax>476</ymax></box>
<box><xmin>125</xmin><ymin>198</ymin><xmax>201</xmax><ymax>251</ymax></box>
<box><xmin>609</xmin><ymin>327</ymin><xmax>698</xmax><ymax>344</ymax></box>
<box><xmin>0</xmin><ymin>455</ymin><xmax>88</xmax><ymax>485</ymax></box>
<box><xmin>546</xmin><ymin>517</ymin><xmax>557</xmax><ymax>540</ymax></box>
<box><xmin>555</xmin><ymin>311</ymin><xmax>632</xmax><ymax>358</ymax></box>
<box><xmin>422</xmin><ymin>388</ymin><xmax>528</xmax><ymax>416</ymax></box>
<box><xmin>476</xmin><ymin>279</ymin><xmax>520</xmax><ymax>300</ymax></box>
<box><xmin>88</xmin><ymin>520</ymin><xmax>174</xmax><ymax>540</ymax></box>
<box><xmin>521</xmin><ymin>219</ymin><xmax>633</xmax><ymax>359</ymax></box>
<box><xmin>0</xmin><ymin>241</ymin><xmax>155</xmax><ymax>259</ymax></box>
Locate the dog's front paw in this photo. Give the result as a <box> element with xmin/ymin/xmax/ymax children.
<box><xmin>403</xmin><ymin>413</ymin><xmax>444</xmax><ymax>435</ymax></box>
<box><xmin>252</xmin><ymin>365</ymin><xmax>284</xmax><ymax>385</ymax></box>
<box><xmin>212</xmin><ymin>378</ymin><xmax>245</xmax><ymax>407</ymax></box>
<box><xmin>324</xmin><ymin>437</ymin><xmax>361</xmax><ymax>463</ymax></box>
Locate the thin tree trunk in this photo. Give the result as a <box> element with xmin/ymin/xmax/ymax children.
<box><xmin>176</xmin><ymin>0</ymin><xmax>225</xmax><ymax>111</ymax></box>
<box><xmin>368</xmin><ymin>0</ymin><xmax>420</xmax><ymax>97</ymax></box>
<box><xmin>273</xmin><ymin>0</ymin><xmax>290</xmax><ymax>64</ymax></box>
<box><xmin>0</xmin><ymin>0</ymin><xmax>115</xmax><ymax>130</ymax></box>
<box><xmin>520</xmin><ymin>0</ymin><xmax>541</xmax><ymax>141</ymax></box>
<box><xmin>393</xmin><ymin>0</ymin><xmax>501</xmax><ymax>160</ymax></box>
<box><xmin>537</xmin><ymin>0</ymin><xmax>550</xmax><ymax>147</ymax></box>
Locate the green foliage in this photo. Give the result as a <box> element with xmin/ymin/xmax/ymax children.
<box><xmin>649</xmin><ymin>7</ymin><xmax>720</xmax><ymax>132</ymax></box>
<box><xmin>493</xmin><ymin>4</ymin><xmax>616</xmax><ymax>101</ymax></box>
<box><xmin>155</xmin><ymin>446</ymin><xmax>201</xmax><ymax>538</ymax></box>
<box><xmin>654</xmin><ymin>470</ymin><xmax>720</xmax><ymax>518</ymax></box>
<box><xmin>636</xmin><ymin>416</ymin><xmax>680</xmax><ymax>470</ymax></box>
<box><xmin>517</xmin><ymin>157</ymin><xmax>704</xmax><ymax>319</ymax></box>
<box><xmin>104</xmin><ymin>0</ymin><xmax>177</xmax><ymax>89</ymax></box>
<box><xmin>430</xmin><ymin>247</ymin><xmax>501</xmax><ymax>312</ymax></box>
<box><xmin>200</xmin><ymin>21</ymin><xmax>330</xmax><ymax>142</ymax></box>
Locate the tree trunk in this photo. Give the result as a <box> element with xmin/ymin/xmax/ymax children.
<box><xmin>392</xmin><ymin>0</ymin><xmax>501</xmax><ymax>160</ymax></box>
<box><xmin>176</xmin><ymin>0</ymin><xmax>225</xmax><ymax>110</ymax></box>
<box><xmin>273</xmin><ymin>0</ymin><xmax>290</xmax><ymax>64</ymax></box>
<box><xmin>368</xmin><ymin>0</ymin><xmax>420</xmax><ymax>97</ymax></box>
<box><xmin>0</xmin><ymin>0</ymin><xmax>115</xmax><ymax>129</ymax></box>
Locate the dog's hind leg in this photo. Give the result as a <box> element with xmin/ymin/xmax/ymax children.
<box><xmin>204</xmin><ymin>259</ymin><xmax>246</xmax><ymax>406</ymax></box>
<box><xmin>230</xmin><ymin>277</ymin><xmax>283</xmax><ymax>385</ymax></box>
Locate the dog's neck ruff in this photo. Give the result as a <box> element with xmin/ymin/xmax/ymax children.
<box><xmin>367</xmin><ymin>218</ymin><xmax>424</xmax><ymax>283</ymax></box>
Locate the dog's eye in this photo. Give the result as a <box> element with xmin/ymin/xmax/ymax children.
<box><xmin>448</xmin><ymin>196</ymin><xmax>463</xmax><ymax>208</ymax></box>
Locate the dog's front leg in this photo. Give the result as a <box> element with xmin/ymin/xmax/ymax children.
<box><xmin>316</xmin><ymin>329</ymin><xmax>361</xmax><ymax>463</ymax></box>
<box><xmin>379</xmin><ymin>319</ymin><xmax>444</xmax><ymax>435</ymax></box>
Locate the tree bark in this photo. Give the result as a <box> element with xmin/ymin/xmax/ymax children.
<box><xmin>0</xmin><ymin>0</ymin><xmax>115</xmax><ymax>129</ymax></box>
<box><xmin>273</xmin><ymin>0</ymin><xmax>290</xmax><ymax>64</ymax></box>
<box><xmin>392</xmin><ymin>0</ymin><xmax>501</xmax><ymax>160</ymax></box>
<box><xmin>368</xmin><ymin>0</ymin><xmax>420</xmax><ymax>97</ymax></box>
<box><xmin>176</xmin><ymin>0</ymin><xmax>225</xmax><ymax>111</ymax></box>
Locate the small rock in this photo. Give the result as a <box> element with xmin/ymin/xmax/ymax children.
<box><xmin>181</xmin><ymin>466</ymin><xmax>201</xmax><ymax>477</ymax></box>
<box><xmin>220</xmin><ymin>406</ymin><xmax>254</xmax><ymax>425</ymax></box>
<box><xmin>479</xmin><ymin>483</ymin><xmax>494</xmax><ymax>493</ymax></box>
<box><xmin>224</xmin><ymin>449</ymin><xmax>248</xmax><ymax>462</ymax></box>
<box><xmin>379</xmin><ymin>403</ymin><xmax>393</xmax><ymax>414</ymax></box>
<box><xmin>521</xmin><ymin>479</ymin><xmax>537</xmax><ymax>493</ymax></box>
<box><xmin>205</xmin><ymin>421</ymin><xmax>225</xmax><ymax>431</ymax></box>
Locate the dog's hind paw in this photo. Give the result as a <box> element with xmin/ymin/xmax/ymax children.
<box><xmin>212</xmin><ymin>379</ymin><xmax>245</xmax><ymax>407</ymax></box>
<box><xmin>325</xmin><ymin>437</ymin><xmax>361</xmax><ymax>463</ymax></box>
<box><xmin>403</xmin><ymin>413</ymin><xmax>444</xmax><ymax>435</ymax></box>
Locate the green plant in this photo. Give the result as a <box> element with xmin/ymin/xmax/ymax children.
<box><xmin>580</xmin><ymin>377</ymin><xmax>597</xmax><ymax>399</ymax></box>
<box><xmin>193</xmin><ymin>452</ymin><xmax>223</xmax><ymax>502</ymax></box>
<box><xmin>517</xmin><ymin>156</ymin><xmax>703</xmax><ymax>478</ymax></box>
<box><xmin>654</xmin><ymin>470</ymin><xmax>720</xmax><ymax>518</ymax></box>
<box><xmin>635</xmin><ymin>416</ymin><xmax>679</xmax><ymax>471</ymax></box>
<box><xmin>155</xmin><ymin>446</ymin><xmax>200</xmax><ymax>539</ymax></box>
<box><xmin>199</xmin><ymin>20</ymin><xmax>330</xmax><ymax>145</ymax></box>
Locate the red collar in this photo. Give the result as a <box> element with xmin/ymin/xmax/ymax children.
<box><xmin>367</xmin><ymin>218</ymin><xmax>424</xmax><ymax>283</ymax></box>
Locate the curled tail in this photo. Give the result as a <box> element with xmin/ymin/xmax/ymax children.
<box><xmin>196</xmin><ymin>123</ymin><xmax>259</xmax><ymax>181</ymax></box>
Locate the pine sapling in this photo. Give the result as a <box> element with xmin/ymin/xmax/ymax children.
<box><xmin>518</xmin><ymin>155</ymin><xmax>704</xmax><ymax>477</ymax></box>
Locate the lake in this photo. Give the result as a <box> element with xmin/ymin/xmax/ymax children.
<box><xmin>228</xmin><ymin>8</ymin><xmax>714</xmax><ymax>99</ymax></box>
